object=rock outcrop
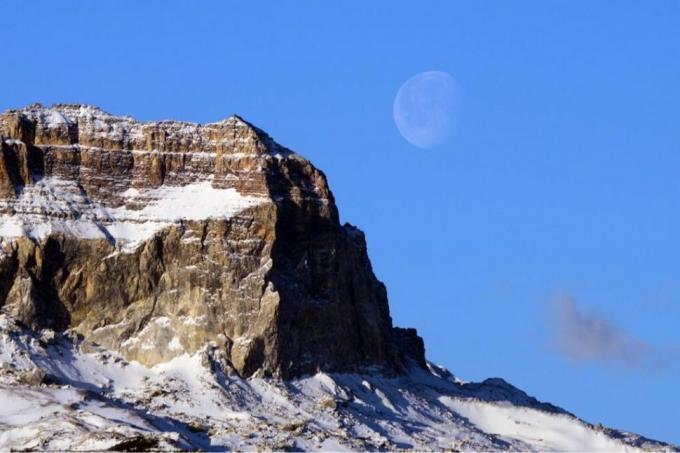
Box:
[0,103,424,378]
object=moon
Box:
[393,71,459,149]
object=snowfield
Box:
[0,314,675,452]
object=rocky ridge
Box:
[0,103,424,378]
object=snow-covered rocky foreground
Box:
[0,315,674,452]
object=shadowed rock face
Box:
[0,104,424,378]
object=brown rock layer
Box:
[0,104,425,378]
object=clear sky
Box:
[2,0,679,444]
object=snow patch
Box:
[0,177,268,252]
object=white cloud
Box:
[547,294,673,370]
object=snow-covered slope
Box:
[0,315,673,452]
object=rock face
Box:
[0,104,424,378]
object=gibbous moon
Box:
[393,71,459,149]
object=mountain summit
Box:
[0,105,675,451]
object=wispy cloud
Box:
[547,294,674,371]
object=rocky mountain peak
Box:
[0,104,424,378]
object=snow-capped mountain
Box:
[0,104,676,451]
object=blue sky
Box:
[2,0,679,443]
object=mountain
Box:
[0,104,675,451]
[0,103,423,378]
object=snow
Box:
[46,110,72,126]
[168,337,183,351]
[0,221,24,237]
[109,180,262,224]
[440,398,633,451]
[0,176,267,252]
[0,315,673,452]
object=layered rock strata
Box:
[0,104,425,378]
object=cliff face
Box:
[0,104,424,378]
